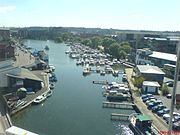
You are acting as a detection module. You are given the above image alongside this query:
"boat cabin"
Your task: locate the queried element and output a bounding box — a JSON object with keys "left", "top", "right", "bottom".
{"left": 135, "top": 115, "right": 152, "bottom": 133}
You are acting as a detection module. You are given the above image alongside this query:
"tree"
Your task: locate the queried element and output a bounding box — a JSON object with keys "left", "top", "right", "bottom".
{"left": 119, "top": 49, "right": 127, "bottom": 59}
{"left": 120, "top": 42, "right": 131, "bottom": 54}
{"left": 109, "top": 43, "right": 120, "bottom": 58}
{"left": 133, "top": 76, "right": 145, "bottom": 88}
{"left": 91, "top": 36, "right": 102, "bottom": 49}
{"left": 161, "top": 84, "right": 170, "bottom": 96}
{"left": 81, "top": 39, "right": 92, "bottom": 46}
{"left": 102, "top": 37, "right": 116, "bottom": 53}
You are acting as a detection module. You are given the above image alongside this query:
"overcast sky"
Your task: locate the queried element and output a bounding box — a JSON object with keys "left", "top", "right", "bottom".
{"left": 0, "top": 0, "right": 179, "bottom": 31}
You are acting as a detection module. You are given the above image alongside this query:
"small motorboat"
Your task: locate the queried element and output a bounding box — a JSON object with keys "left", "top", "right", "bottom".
{"left": 46, "top": 90, "right": 53, "bottom": 98}
{"left": 33, "top": 95, "right": 46, "bottom": 104}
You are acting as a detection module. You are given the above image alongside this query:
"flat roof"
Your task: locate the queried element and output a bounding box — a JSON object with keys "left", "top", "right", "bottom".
{"left": 149, "top": 51, "right": 177, "bottom": 62}
{"left": 143, "top": 81, "right": 160, "bottom": 87}
{"left": 137, "top": 65, "right": 165, "bottom": 75}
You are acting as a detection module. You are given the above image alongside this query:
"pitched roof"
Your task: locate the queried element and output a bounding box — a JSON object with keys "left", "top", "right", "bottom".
{"left": 137, "top": 65, "right": 165, "bottom": 75}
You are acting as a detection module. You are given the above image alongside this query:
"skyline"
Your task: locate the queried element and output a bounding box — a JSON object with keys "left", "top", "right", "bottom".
{"left": 0, "top": 0, "right": 180, "bottom": 31}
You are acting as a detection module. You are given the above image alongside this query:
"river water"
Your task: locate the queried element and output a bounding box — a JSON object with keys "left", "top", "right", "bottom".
{"left": 12, "top": 40, "right": 135, "bottom": 135}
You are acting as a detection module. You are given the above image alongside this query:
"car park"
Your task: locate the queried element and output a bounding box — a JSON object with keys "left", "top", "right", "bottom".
{"left": 173, "top": 122, "right": 180, "bottom": 130}
{"left": 145, "top": 99, "right": 156, "bottom": 105}
{"left": 152, "top": 104, "right": 166, "bottom": 112}
{"left": 156, "top": 108, "right": 170, "bottom": 116}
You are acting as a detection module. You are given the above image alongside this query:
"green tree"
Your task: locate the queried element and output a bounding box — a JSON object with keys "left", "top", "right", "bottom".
{"left": 102, "top": 37, "right": 116, "bottom": 47}
{"left": 81, "top": 39, "right": 92, "bottom": 46}
{"left": 120, "top": 42, "right": 131, "bottom": 54}
{"left": 133, "top": 76, "right": 145, "bottom": 88}
{"left": 161, "top": 84, "right": 170, "bottom": 96}
{"left": 119, "top": 49, "right": 127, "bottom": 59}
{"left": 91, "top": 36, "right": 102, "bottom": 48}
{"left": 109, "top": 43, "right": 120, "bottom": 58}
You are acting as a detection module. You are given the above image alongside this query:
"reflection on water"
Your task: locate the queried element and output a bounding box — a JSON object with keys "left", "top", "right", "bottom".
{"left": 113, "top": 122, "right": 134, "bottom": 135}
{"left": 12, "top": 40, "right": 136, "bottom": 135}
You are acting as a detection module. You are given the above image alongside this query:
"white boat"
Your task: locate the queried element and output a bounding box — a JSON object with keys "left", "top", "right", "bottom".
{"left": 83, "top": 64, "right": 91, "bottom": 75}
{"left": 50, "top": 83, "right": 55, "bottom": 89}
{"left": 100, "top": 70, "right": 105, "bottom": 76}
{"left": 46, "top": 90, "right": 53, "bottom": 98}
{"left": 33, "top": 95, "right": 46, "bottom": 104}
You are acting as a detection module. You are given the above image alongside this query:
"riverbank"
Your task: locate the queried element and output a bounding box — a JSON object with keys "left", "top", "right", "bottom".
{"left": 125, "top": 68, "right": 168, "bottom": 133}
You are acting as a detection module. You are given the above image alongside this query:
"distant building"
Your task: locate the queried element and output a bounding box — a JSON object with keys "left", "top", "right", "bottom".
{"left": 135, "top": 48, "right": 153, "bottom": 65}
{"left": 135, "top": 65, "right": 165, "bottom": 86}
{"left": 135, "top": 48, "right": 176, "bottom": 68}
{"left": 0, "top": 28, "right": 10, "bottom": 41}
{"left": 0, "top": 29, "right": 15, "bottom": 61}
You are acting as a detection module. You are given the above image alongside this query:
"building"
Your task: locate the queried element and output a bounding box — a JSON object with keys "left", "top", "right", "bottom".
{"left": 142, "top": 81, "right": 160, "bottom": 94}
{"left": 135, "top": 48, "right": 153, "bottom": 65}
{"left": 135, "top": 65, "right": 165, "bottom": 86}
{"left": 0, "top": 60, "right": 43, "bottom": 92}
{"left": 135, "top": 48, "right": 177, "bottom": 68}
{"left": 149, "top": 51, "right": 176, "bottom": 68}
{"left": 0, "top": 28, "right": 10, "bottom": 41}
{"left": 0, "top": 29, "right": 15, "bottom": 61}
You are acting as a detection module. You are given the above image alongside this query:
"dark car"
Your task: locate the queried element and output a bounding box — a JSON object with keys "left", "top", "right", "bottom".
{"left": 152, "top": 105, "right": 166, "bottom": 112}
{"left": 156, "top": 108, "right": 170, "bottom": 116}
{"left": 165, "top": 81, "right": 174, "bottom": 87}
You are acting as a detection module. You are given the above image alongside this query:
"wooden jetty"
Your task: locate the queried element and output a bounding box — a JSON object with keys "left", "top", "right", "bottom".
{"left": 92, "top": 80, "right": 108, "bottom": 85}
{"left": 111, "top": 113, "right": 130, "bottom": 121}
{"left": 102, "top": 101, "right": 135, "bottom": 109}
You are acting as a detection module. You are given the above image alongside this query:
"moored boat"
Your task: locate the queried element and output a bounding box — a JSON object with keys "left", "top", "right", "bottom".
{"left": 129, "top": 113, "right": 160, "bottom": 135}
{"left": 46, "top": 90, "right": 53, "bottom": 98}
{"left": 33, "top": 95, "right": 46, "bottom": 104}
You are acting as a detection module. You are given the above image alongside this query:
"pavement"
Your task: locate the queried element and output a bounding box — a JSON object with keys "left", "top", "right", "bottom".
{"left": 125, "top": 68, "right": 168, "bottom": 133}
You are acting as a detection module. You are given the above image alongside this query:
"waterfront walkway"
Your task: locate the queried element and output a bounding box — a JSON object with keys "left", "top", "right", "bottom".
{"left": 125, "top": 68, "right": 168, "bottom": 132}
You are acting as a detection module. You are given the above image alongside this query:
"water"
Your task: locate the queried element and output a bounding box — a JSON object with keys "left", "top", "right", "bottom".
{"left": 12, "top": 40, "right": 135, "bottom": 135}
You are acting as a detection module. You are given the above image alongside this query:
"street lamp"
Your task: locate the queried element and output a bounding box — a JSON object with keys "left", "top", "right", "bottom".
{"left": 168, "top": 40, "right": 180, "bottom": 134}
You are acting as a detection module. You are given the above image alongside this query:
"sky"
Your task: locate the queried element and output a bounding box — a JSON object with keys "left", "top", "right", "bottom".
{"left": 0, "top": 0, "right": 179, "bottom": 31}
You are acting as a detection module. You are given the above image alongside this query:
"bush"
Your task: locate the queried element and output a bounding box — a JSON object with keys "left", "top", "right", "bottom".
{"left": 133, "top": 76, "right": 145, "bottom": 88}
{"left": 161, "top": 84, "right": 170, "bottom": 96}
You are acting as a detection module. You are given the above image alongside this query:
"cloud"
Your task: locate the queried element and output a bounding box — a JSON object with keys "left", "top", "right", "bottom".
{"left": 0, "top": 5, "right": 16, "bottom": 14}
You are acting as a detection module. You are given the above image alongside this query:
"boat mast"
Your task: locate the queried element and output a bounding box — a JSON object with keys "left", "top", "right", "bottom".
{"left": 168, "top": 40, "right": 180, "bottom": 134}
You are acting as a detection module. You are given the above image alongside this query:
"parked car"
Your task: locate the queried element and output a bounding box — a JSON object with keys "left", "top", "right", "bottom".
{"left": 166, "top": 94, "right": 172, "bottom": 99}
{"left": 165, "top": 81, "right": 174, "bottom": 87}
{"left": 156, "top": 108, "right": 170, "bottom": 116}
{"left": 152, "top": 104, "right": 166, "bottom": 112}
{"left": 141, "top": 94, "right": 153, "bottom": 99}
{"left": 173, "top": 122, "right": 180, "bottom": 130}
{"left": 145, "top": 99, "right": 156, "bottom": 105}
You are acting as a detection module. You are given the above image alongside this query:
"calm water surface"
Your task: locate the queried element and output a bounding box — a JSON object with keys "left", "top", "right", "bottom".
{"left": 12, "top": 40, "right": 134, "bottom": 135}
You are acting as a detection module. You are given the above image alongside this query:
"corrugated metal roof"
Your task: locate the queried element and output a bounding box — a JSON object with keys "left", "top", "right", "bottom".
{"left": 149, "top": 51, "right": 177, "bottom": 62}
{"left": 7, "top": 68, "right": 42, "bottom": 81}
{"left": 137, "top": 65, "right": 165, "bottom": 74}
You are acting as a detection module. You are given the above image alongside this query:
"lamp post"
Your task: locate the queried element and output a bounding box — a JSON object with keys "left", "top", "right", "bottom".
{"left": 168, "top": 40, "right": 180, "bottom": 134}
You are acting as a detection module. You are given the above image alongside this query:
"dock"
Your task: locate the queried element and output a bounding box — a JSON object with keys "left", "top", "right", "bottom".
{"left": 102, "top": 101, "right": 135, "bottom": 109}
{"left": 111, "top": 113, "right": 130, "bottom": 121}
{"left": 92, "top": 80, "right": 108, "bottom": 85}
{"left": 125, "top": 68, "right": 168, "bottom": 132}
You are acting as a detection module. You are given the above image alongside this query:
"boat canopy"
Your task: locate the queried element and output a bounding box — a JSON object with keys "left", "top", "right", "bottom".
{"left": 137, "top": 115, "right": 152, "bottom": 122}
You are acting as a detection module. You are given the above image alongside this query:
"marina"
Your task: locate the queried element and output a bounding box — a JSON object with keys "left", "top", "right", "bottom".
{"left": 11, "top": 40, "right": 136, "bottom": 135}
{"left": 102, "top": 101, "right": 135, "bottom": 109}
